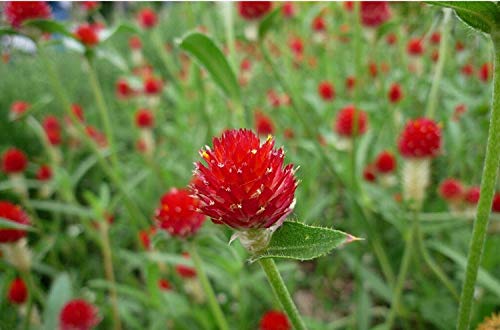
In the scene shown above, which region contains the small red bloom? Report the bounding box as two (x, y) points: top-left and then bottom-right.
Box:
(360, 1), (391, 28)
(36, 164), (52, 181)
(453, 104), (467, 121)
(407, 38), (424, 56)
(375, 150), (396, 173)
(288, 37), (304, 59)
(85, 125), (107, 148)
(2, 148), (28, 174)
(344, 1), (354, 11)
(267, 90), (281, 108)
(312, 16), (326, 32)
(10, 101), (30, 118)
(4, 1), (51, 28)
(137, 8), (157, 29)
(176, 252), (196, 278)
(334, 105), (368, 137)
(143, 76), (163, 95)
(346, 76), (356, 91)
(260, 310), (291, 330)
(464, 187), (480, 205)
(431, 50), (439, 63)
(155, 188), (206, 238)
(59, 299), (100, 330)
(492, 193), (500, 213)
(282, 2), (295, 18)
(238, 1), (272, 20)
(43, 115), (62, 145)
(430, 32), (441, 45)
(192, 129), (298, 230)
(398, 118), (441, 159)
(386, 33), (397, 45)
(240, 58), (252, 72)
(438, 178), (464, 201)
(284, 128), (295, 140)
(129, 35), (142, 50)
(0, 201), (30, 243)
(71, 104), (85, 122)
(158, 279), (172, 291)
(461, 64), (474, 77)
(135, 109), (154, 128)
(479, 63), (492, 82)
(363, 164), (377, 182)
(81, 1), (99, 11)
(318, 81), (335, 101)
(255, 112), (275, 137)
(74, 24), (99, 47)
(369, 62), (378, 77)
(116, 79), (134, 99)
(455, 41), (465, 52)
(388, 83), (403, 103)
(7, 277), (27, 305)
(138, 228), (155, 250)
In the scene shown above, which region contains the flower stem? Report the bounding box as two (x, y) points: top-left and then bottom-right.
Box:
(188, 242), (229, 330)
(456, 30), (500, 330)
(258, 258), (307, 330)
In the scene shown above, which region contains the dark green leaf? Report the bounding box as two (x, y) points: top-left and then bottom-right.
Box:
(43, 273), (73, 330)
(0, 27), (19, 37)
(258, 6), (282, 40)
(428, 2), (499, 34)
(178, 32), (240, 100)
(23, 19), (76, 39)
(251, 221), (359, 262)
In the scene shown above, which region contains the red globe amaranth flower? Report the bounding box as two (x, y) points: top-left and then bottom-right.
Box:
(59, 299), (100, 330)
(375, 150), (396, 173)
(461, 64), (474, 77)
(135, 109), (154, 128)
(74, 24), (99, 47)
(260, 310), (291, 330)
(479, 63), (492, 82)
(238, 1), (272, 21)
(137, 8), (157, 29)
(386, 33), (397, 45)
(240, 58), (252, 72)
(138, 227), (156, 250)
(438, 178), (464, 201)
(155, 188), (206, 238)
(430, 32), (441, 45)
(388, 83), (403, 103)
(455, 41), (465, 52)
(176, 252), (196, 278)
(128, 35), (142, 50)
(43, 115), (62, 145)
(71, 104), (85, 122)
(318, 81), (335, 101)
(2, 148), (28, 174)
(4, 1), (51, 28)
(464, 186), (480, 205)
(453, 104), (467, 121)
(10, 101), (30, 118)
(346, 76), (356, 91)
(288, 37), (304, 59)
(192, 129), (298, 230)
(81, 1), (99, 11)
(158, 279), (172, 291)
(267, 90), (281, 108)
(431, 50), (439, 63)
(7, 277), (27, 305)
(282, 2), (295, 18)
(36, 164), (52, 181)
(492, 193), (500, 212)
(369, 62), (378, 77)
(407, 38), (424, 56)
(398, 118), (441, 159)
(116, 79), (134, 99)
(344, 1), (354, 11)
(0, 201), (30, 243)
(143, 76), (163, 95)
(85, 125), (107, 148)
(334, 105), (368, 137)
(312, 16), (326, 32)
(255, 112), (275, 137)
(363, 164), (377, 182)
(360, 1), (391, 28)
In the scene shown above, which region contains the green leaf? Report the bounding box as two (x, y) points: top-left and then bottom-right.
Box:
(427, 2), (499, 34)
(0, 217), (36, 232)
(43, 273), (73, 330)
(99, 22), (138, 43)
(250, 221), (359, 262)
(23, 19), (76, 39)
(258, 6), (282, 40)
(177, 32), (240, 100)
(0, 27), (19, 37)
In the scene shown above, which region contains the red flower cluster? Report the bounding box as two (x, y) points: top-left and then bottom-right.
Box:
(36, 164), (52, 181)
(143, 76), (163, 95)
(59, 299), (100, 330)
(398, 118), (441, 159)
(255, 112), (275, 136)
(135, 109), (154, 128)
(192, 129), (298, 230)
(318, 81), (335, 101)
(176, 253), (197, 278)
(238, 1), (272, 20)
(363, 150), (397, 183)
(154, 188), (206, 238)
(407, 38), (424, 56)
(334, 105), (368, 137)
(115, 79), (136, 99)
(4, 1), (51, 28)
(2, 148), (28, 174)
(260, 310), (291, 330)
(438, 178), (464, 202)
(312, 16), (326, 32)
(7, 277), (28, 305)
(43, 115), (62, 145)
(137, 8), (157, 29)
(360, 1), (391, 28)
(74, 24), (99, 47)
(388, 83), (403, 103)
(0, 201), (30, 243)
(9, 101), (30, 119)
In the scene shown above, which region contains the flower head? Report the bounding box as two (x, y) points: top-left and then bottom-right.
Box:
(74, 24), (99, 47)
(318, 81), (335, 101)
(135, 109), (154, 128)
(43, 115), (62, 145)
(155, 188), (206, 238)
(282, 2), (295, 18)
(158, 279), (172, 291)
(407, 38), (424, 56)
(388, 83), (403, 103)
(430, 32), (441, 45)
(375, 150), (396, 173)
(398, 118), (441, 159)
(137, 8), (157, 29)
(479, 63), (492, 82)
(238, 1), (272, 21)
(192, 129), (297, 230)
(36, 164), (52, 181)
(360, 1), (391, 28)
(260, 310), (291, 330)
(363, 164), (377, 182)
(255, 112), (275, 137)
(493, 193), (500, 213)
(128, 35), (142, 50)
(334, 105), (368, 137)
(4, 1), (51, 28)
(59, 299), (100, 330)
(176, 253), (197, 278)
(2, 148), (28, 174)
(7, 277), (28, 305)
(10, 101), (30, 119)
(143, 76), (163, 95)
(312, 16), (326, 32)
(464, 186), (480, 205)
(438, 178), (464, 202)
(0, 201), (30, 243)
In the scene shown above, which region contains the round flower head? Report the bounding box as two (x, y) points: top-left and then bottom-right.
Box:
(260, 310), (291, 330)
(438, 178), (464, 201)
(71, 104), (85, 122)
(375, 150), (396, 173)
(464, 186), (480, 205)
(10, 101), (30, 119)
(81, 1), (99, 12)
(143, 76), (163, 95)
(282, 2), (295, 18)
(430, 32), (441, 45)
(176, 253), (197, 278)
(135, 109), (154, 128)
(493, 193), (500, 213)
(386, 33), (397, 45)
(388, 83), (403, 103)
(289, 37), (304, 59)
(4, 1), (51, 28)
(74, 24), (99, 47)
(318, 81), (335, 101)
(346, 76), (356, 90)
(407, 38), (424, 56)
(7, 277), (27, 305)
(398, 118), (441, 159)
(59, 299), (100, 330)
(192, 129), (298, 230)
(116, 79), (134, 99)
(238, 1), (272, 20)
(479, 63), (492, 82)
(43, 115), (62, 145)
(154, 188), (206, 238)
(461, 64), (474, 77)
(137, 8), (157, 29)
(2, 148), (28, 174)
(128, 35), (142, 50)
(334, 105), (368, 137)
(360, 1), (391, 28)
(312, 16), (326, 32)
(255, 112), (275, 137)
(363, 164), (377, 182)
(0, 201), (30, 243)
(158, 279), (172, 291)
(37, 164), (52, 181)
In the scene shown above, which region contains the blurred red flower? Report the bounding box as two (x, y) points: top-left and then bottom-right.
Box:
(0, 201), (30, 243)
(4, 1), (51, 28)
(59, 299), (100, 330)
(398, 118), (441, 159)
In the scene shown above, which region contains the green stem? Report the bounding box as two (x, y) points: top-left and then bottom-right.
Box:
(223, 2), (236, 69)
(188, 243), (229, 330)
(426, 9), (451, 118)
(259, 258), (307, 330)
(151, 29), (179, 90)
(457, 30), (500, 330)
